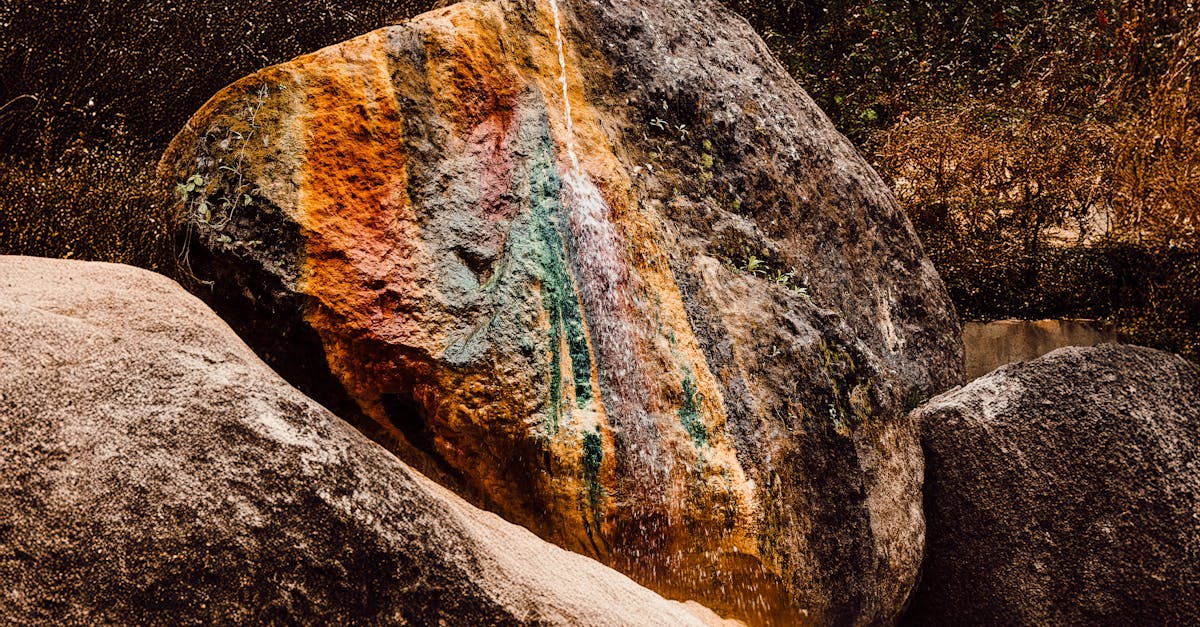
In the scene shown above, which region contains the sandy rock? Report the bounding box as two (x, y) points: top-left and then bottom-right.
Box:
(0, 255), (729, 627)
(962, 318), (1117, 380)
(906, 344), (1200, 625)
(159, 0), (964, 623)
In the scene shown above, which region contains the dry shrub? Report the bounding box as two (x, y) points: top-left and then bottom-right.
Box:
(1108, 18), (1200, 248)
(0, 148), (173, 271)
(875, 8), (1200, 358)
(882, 104), (1112, 248)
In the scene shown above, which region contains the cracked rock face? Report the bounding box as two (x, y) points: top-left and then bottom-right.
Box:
(0, 255), (727, 627)
(159, 0), (963, 623)
(907, 344), (1200, 626)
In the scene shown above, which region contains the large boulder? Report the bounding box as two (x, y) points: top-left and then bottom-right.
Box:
(0, 255), (727, 626)
(159, 0), (964, 623)
(906, 344), (1200, 625)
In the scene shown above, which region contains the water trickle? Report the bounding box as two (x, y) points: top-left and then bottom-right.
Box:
(545, 0), (668, 501)
(549, 0), (578, 169)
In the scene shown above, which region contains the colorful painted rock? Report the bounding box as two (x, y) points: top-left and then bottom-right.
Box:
(160, 0), (963, 624)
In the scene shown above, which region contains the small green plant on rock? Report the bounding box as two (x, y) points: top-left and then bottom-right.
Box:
(724, 245), (810, 296)
(176, 173), (210, 221)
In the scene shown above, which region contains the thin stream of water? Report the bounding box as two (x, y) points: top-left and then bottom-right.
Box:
(544, 4), (775, 612)
(549, 0), (578, 168)
(546, 0), (670, 504)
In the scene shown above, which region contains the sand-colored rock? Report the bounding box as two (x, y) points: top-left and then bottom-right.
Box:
(962, 318), (1117, 379)
(0, 255), (730, 626)
(160, 0), (964, 623)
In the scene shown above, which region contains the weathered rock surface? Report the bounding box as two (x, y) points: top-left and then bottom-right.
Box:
(159, 0), (964, 623)
(0, 255), (729, 626)
(906, 344), (1200, 625)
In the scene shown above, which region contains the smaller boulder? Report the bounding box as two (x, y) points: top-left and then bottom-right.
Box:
(0, 255), (725, 626)
(905, 344), (1200, 625)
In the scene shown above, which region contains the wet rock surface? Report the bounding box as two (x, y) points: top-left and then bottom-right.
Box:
(907, 344), (1200, 626)
(159, 0), (964, 623)
(0, 255), (727, 627)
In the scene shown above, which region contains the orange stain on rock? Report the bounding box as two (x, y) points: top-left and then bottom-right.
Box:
(164, 2), (797, 623)
(316, 5), (778, 620)
(291, 32), (435, 404)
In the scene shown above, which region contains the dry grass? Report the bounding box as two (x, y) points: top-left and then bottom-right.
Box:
(1107, 19), (1200, 247)
(0, 148), (173, 271)
(872, 10), (1200, 358)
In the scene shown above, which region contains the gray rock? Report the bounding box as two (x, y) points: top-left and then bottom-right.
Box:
(906, 344), (1200, 625)
(0, 255), (727, 626)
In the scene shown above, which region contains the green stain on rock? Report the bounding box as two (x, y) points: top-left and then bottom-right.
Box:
(528, 134), (593, 433)
(582, 429), (604, 490)
(581, 426), (607, 550)
(678, 370), (709, 448)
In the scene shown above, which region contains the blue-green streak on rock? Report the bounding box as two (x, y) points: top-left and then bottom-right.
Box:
(581, 427), (607, 551)
(582, 428), (604, 502)
(679, 370), (709, 448)
(528, 133), (593, 434)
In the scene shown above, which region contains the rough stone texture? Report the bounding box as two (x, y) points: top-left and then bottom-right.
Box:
(159, 0), (964, 623)
(906, 344), (1200, 626)
(0, 255), (730, 627)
